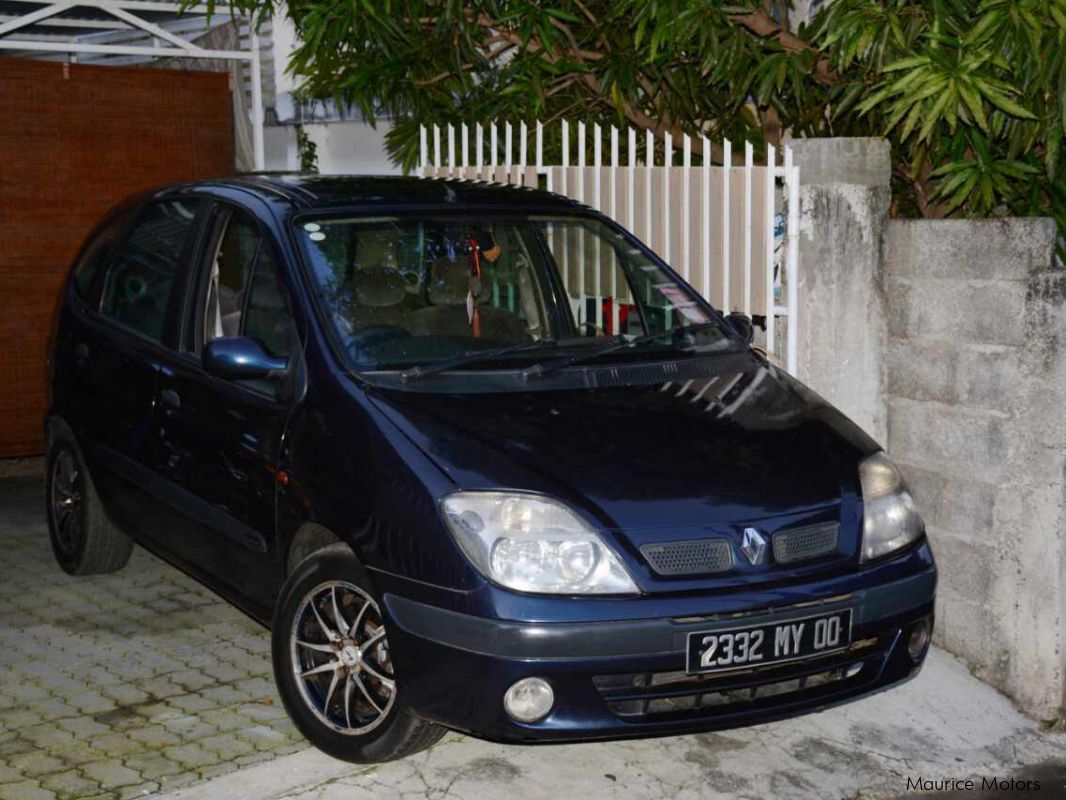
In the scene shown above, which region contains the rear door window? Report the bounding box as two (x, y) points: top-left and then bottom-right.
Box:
(101, 198), (201, 342)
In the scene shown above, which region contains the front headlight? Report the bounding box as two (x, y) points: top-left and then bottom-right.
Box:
(440, 492), (639, 594)
(859, 452), (924, 562)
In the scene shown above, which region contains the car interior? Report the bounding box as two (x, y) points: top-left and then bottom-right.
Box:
(305, 220), (553, 362)
(200, 210), (292, 359)
(204, 214), (257, 342)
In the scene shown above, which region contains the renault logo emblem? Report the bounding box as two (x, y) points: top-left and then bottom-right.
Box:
(740, 528), (768, 565)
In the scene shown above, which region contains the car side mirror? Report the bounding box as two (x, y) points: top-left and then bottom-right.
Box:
(726, 312), (755, 344)
(203, 337), (287, 381)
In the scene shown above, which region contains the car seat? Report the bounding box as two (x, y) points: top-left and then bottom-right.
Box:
(348, 269), (408, 329)
(410, 259), (528, 341)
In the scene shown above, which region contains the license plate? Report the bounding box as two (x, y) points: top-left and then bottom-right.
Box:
(686, 609), (853, 675)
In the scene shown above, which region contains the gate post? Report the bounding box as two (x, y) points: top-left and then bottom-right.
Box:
(788, 138), (892, 444)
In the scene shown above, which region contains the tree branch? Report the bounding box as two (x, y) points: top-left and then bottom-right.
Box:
(728, 9), (838, 86)
(458, 12), (749, 163)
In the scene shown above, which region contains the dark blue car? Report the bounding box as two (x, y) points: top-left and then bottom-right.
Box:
(46, 175), (935, 762)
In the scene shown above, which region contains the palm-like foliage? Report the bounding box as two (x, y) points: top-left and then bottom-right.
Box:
(210, 0), (1066, 239)
(820, 0), (1064, 232)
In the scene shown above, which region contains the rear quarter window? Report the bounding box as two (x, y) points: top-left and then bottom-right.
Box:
(71, 212), (129, 304)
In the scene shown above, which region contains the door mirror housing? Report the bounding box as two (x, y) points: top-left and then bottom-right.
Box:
(726, 312), (755, 344)
(203, 337), (287, 381)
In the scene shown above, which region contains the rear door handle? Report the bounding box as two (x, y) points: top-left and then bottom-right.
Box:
(160, 389), (181, 411)
(74, 343), (89, 366)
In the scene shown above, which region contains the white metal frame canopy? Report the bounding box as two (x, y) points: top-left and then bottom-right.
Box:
(0, 0), (264, 168)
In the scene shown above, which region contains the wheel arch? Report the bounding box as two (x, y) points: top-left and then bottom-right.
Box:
(285, 522), (360, 576)
(44, 413), (75, 448)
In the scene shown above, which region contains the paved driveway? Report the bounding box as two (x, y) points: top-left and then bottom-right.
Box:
(1, 475), (1064, 800)
(0, 477), (304, 800)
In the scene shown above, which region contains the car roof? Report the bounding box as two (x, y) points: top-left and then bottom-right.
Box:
(179, 174), (587, 214)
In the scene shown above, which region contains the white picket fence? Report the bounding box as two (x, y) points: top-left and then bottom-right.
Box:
(418, 121), (801, 373)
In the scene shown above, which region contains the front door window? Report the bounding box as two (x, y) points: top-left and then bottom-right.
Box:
(192, 208), (293, 367)
(203, 212), (259, 346)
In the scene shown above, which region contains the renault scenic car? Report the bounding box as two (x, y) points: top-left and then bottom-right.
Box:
(47, 175), (936, 763)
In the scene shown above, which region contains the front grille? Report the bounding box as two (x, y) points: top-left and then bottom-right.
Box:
(640, 539), (733, 576)
(594, 634), (887, 722)
(773, 522), (839, 564)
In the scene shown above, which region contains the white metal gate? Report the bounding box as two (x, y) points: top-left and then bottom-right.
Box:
(418, 121), (801, 373)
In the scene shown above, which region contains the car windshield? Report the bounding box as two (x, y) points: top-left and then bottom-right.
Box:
(294, 212), (735, 373)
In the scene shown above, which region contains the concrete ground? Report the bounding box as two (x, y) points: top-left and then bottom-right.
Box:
(156, 648), (1066, 800)
(1, 474), (1064, 800)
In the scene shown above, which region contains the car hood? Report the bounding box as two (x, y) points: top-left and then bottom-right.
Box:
(366, 355), (879, 535)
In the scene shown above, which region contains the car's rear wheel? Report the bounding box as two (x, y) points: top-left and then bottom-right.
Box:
(45, 424), (132, 575)
(272, 544), (445, 762)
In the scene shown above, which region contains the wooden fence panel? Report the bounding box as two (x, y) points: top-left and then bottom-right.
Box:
(0, 57), (234, 457)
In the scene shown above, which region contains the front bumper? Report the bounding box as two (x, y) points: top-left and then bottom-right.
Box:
(380, 544), (937, 743)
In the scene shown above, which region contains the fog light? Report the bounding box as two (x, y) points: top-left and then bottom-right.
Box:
(908, 617), (931, 660)
(503, 677), (554, 723)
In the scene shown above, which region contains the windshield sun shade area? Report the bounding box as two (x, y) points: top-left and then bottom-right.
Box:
(294, 213), (733, 375)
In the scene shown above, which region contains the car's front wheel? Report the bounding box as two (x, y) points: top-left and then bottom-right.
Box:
(272, 544), (446, 762)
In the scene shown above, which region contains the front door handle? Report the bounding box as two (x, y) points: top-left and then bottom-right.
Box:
(74, 342), (89, 366)
(160, 389), (181, 411)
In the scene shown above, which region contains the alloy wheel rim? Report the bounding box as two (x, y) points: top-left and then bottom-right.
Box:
(290, 581), (396, 735)
(51, 449), (82, 556)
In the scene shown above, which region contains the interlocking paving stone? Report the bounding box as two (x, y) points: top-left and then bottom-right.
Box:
(79, 762), (141, 791)
(55, 717), (109, 739)
(125, 726), (176, 750)
(119, 754), (183, 782)
(154, 745), (216, 772)
(0, 478), (306, 799)
(37, 770), (97, 798)
(197, 733), (256, 761)
(3, 755), (64, 781)
(0, 780), (56, 800)
(117, 781), (158, 800)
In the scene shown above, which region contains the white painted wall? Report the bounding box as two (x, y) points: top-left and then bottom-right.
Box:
(267, 8), (300, 123)
(264, 125), (297, 172)
(790, 0), (831, 27)
(262, 121), (399, 175)
(262, 3), (397, 176)
(303, 121), (400, 175)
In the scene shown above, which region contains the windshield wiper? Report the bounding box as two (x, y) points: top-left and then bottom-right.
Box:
(400, 339), (559, 382)
(520, 321), (725, 381)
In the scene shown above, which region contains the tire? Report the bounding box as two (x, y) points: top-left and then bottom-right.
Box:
(272, 544), (445, 763)
(45, 423), (133, 576)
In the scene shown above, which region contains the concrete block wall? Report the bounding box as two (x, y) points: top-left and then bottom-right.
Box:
(790, 138), (892, 444)
(883, 218), (1066, 720)
(791, 137), (1064, 720)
